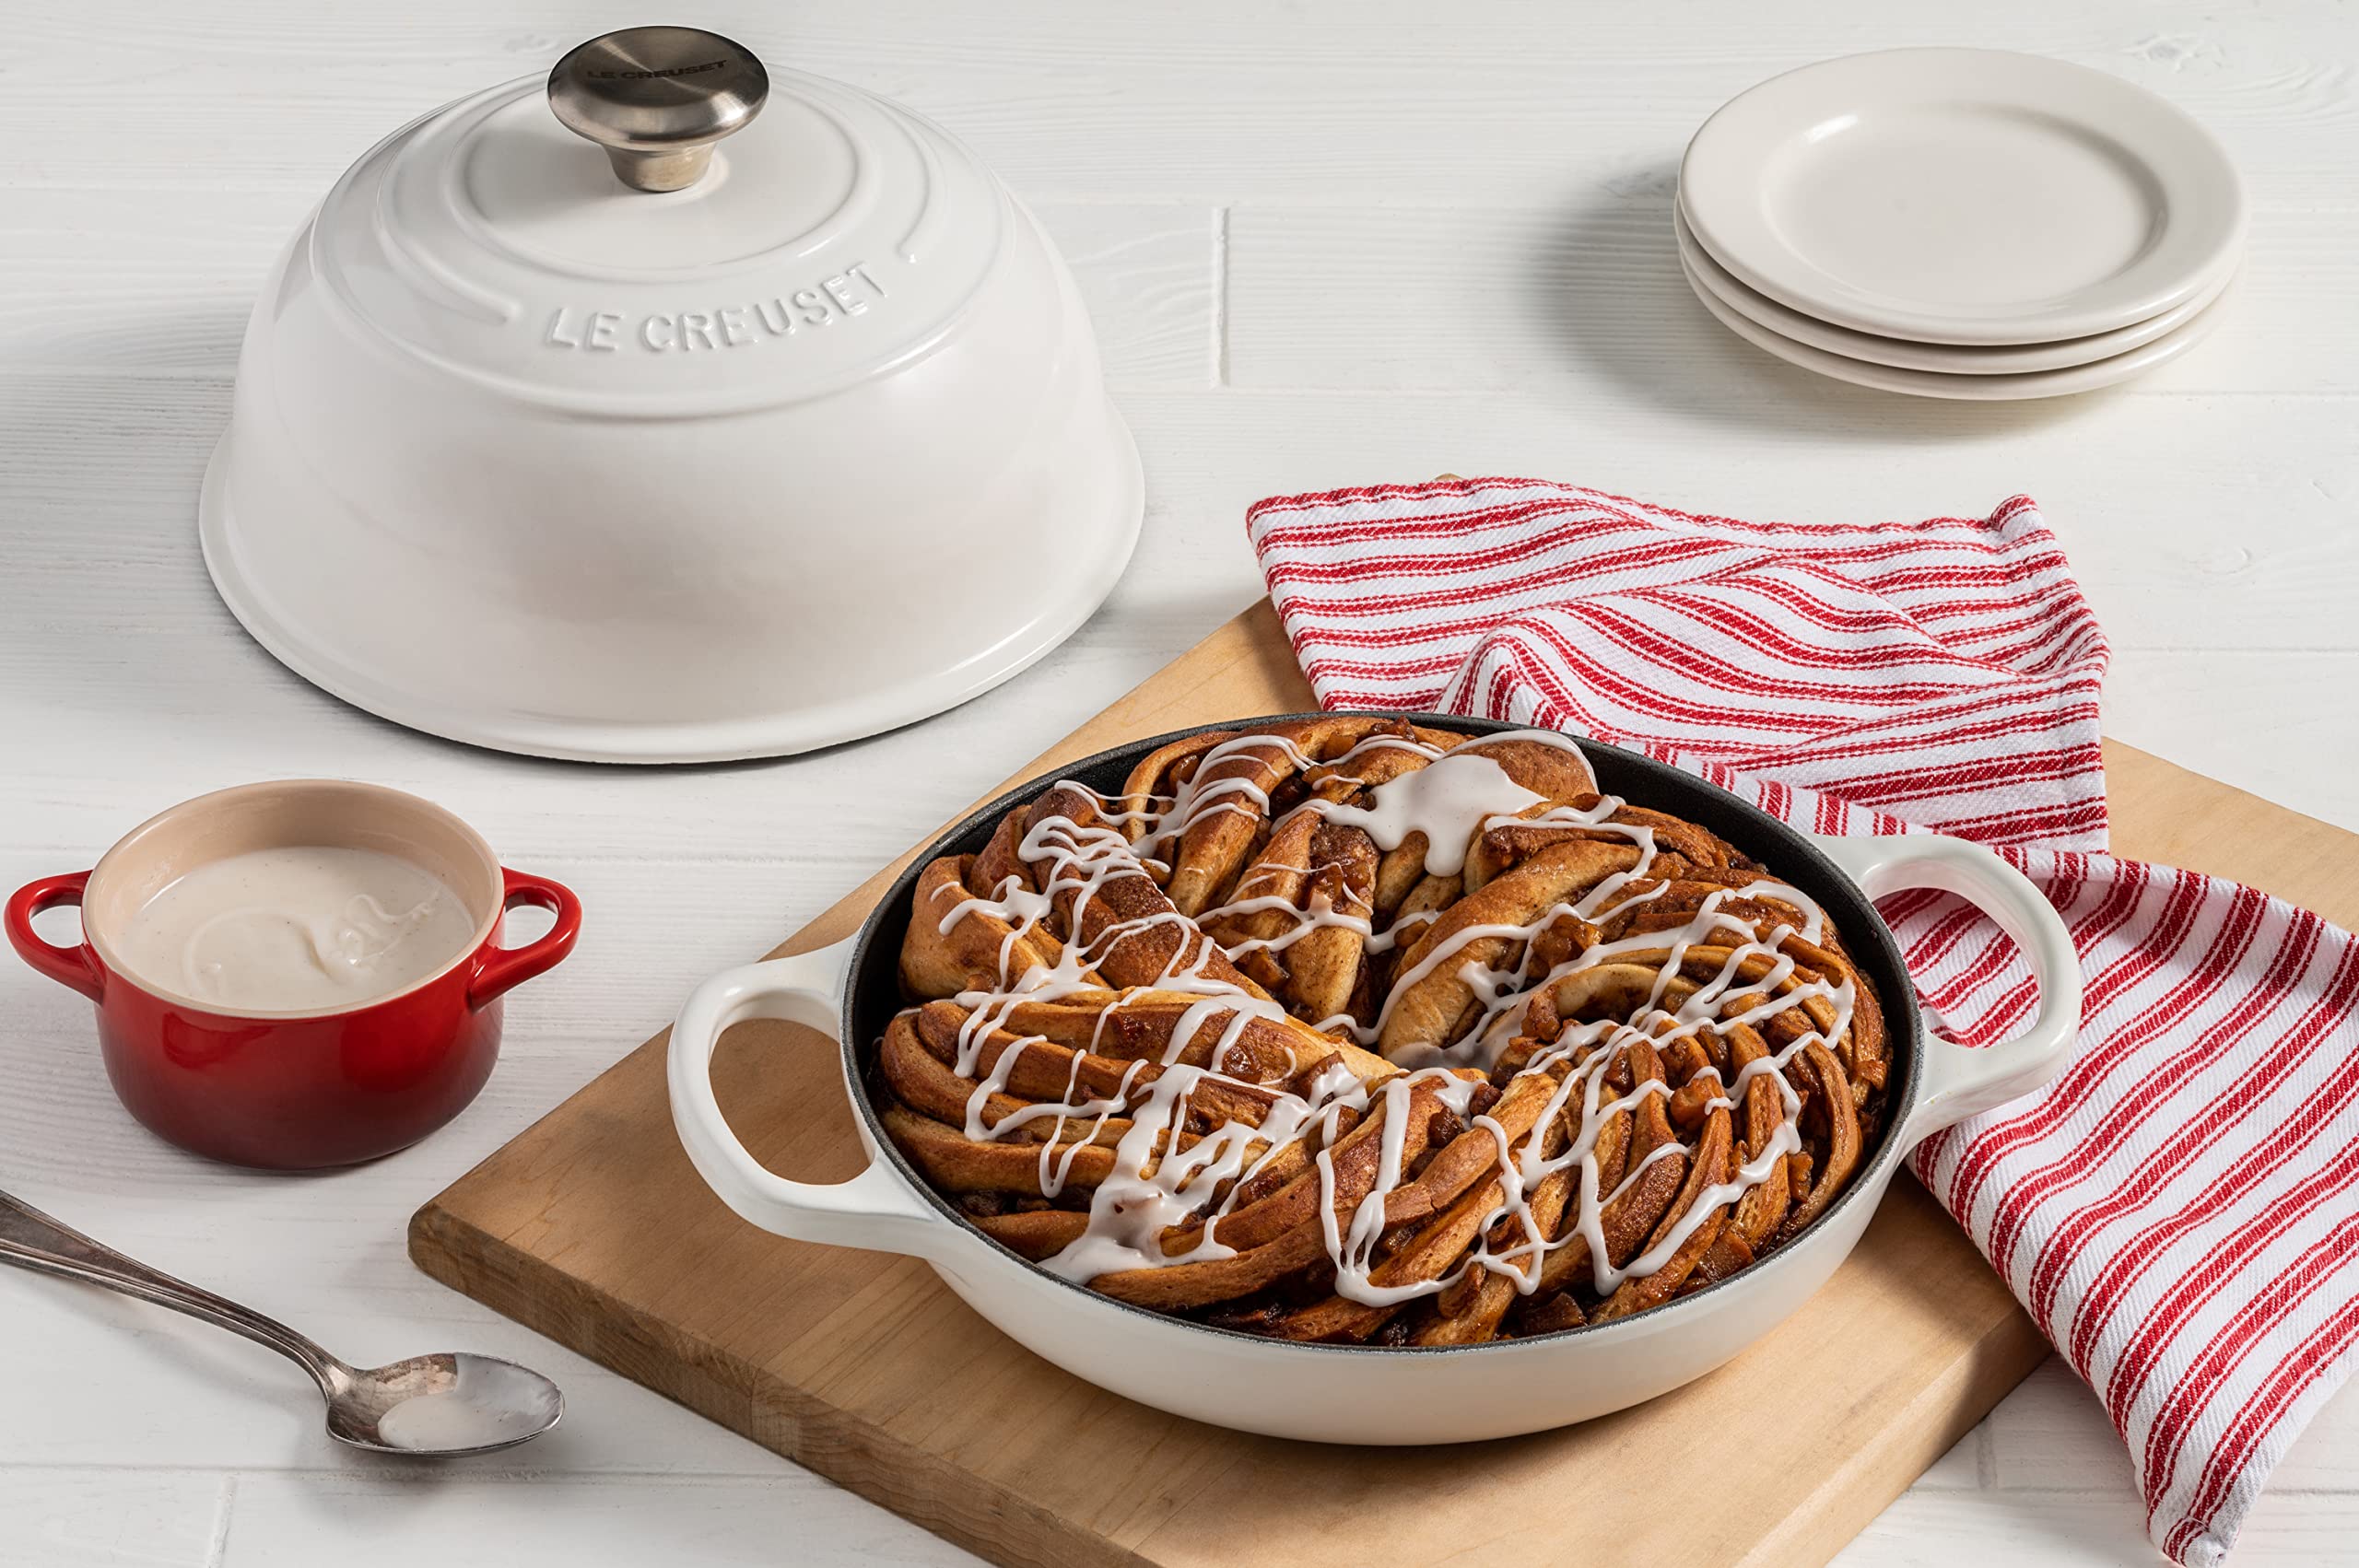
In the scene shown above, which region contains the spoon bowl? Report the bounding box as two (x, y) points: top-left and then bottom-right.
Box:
(328, 1352), (565, 1457)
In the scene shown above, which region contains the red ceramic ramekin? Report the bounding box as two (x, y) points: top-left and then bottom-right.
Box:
(6, 780), (580, 1169)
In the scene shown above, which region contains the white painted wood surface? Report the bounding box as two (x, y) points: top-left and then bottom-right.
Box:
(1, 2), (2353, 1562)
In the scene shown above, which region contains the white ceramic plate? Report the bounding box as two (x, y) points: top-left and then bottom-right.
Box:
(1680, 253), (2230, 400)
(1680, 48), (2245, 345)
(1672, 204), (2233, 375)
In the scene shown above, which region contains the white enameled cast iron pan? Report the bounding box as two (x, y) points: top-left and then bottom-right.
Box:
(669, 715), (2080, 1444)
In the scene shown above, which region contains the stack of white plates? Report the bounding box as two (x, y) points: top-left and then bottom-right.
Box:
(1676, 49), (2245, 400)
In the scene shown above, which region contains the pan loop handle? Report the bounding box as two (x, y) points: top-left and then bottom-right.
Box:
(668, 937), (949, 1261)
(1810, 833), (2081, 1141)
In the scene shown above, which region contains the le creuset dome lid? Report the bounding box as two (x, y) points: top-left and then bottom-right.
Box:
(329, 28), (1009, 415)
(200, 26), (1143, 763)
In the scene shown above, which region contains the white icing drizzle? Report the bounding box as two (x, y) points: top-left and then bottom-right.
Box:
(918, 727), (1855, 1317)
(1315, 751), (1546, 875)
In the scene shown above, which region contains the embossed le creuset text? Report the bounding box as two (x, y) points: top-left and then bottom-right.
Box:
(543, 261), (886, 353)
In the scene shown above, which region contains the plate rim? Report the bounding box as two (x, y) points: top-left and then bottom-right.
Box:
(1679, 46), (2247, 345)
(1679, 251), (2232, 400)
(1672, 203), (2233, 374)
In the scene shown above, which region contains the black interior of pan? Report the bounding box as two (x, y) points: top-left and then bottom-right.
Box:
(834, 712), (1919, 1352)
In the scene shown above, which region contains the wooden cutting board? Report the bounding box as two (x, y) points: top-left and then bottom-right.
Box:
(410, 598), (2359, 1568)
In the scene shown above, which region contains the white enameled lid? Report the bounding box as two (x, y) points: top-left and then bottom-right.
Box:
(201, 27), (1144, 764)
(320, 32), (1005, 415)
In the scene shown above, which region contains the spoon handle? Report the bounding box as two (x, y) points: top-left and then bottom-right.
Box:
(0, 1188), (353, 1395)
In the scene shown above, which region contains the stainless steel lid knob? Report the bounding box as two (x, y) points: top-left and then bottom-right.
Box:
(548, 27), (769, 193)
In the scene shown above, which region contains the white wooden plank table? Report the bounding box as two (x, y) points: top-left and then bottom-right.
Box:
(2, 3), (2354, 1563)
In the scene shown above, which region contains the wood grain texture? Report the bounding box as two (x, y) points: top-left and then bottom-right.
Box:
(410, 601), (2053, 1568)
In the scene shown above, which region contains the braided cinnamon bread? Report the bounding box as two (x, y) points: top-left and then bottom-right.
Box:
(883, 717), (1890, 1344)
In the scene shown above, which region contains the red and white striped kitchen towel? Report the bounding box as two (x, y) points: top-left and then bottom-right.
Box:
(1247, 477), (2359, 1566)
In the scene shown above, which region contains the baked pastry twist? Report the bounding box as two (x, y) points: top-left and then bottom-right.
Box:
(884, 717), (1890, 1343)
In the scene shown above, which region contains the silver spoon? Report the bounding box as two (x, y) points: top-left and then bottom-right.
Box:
(0, 1188), (562, 1456)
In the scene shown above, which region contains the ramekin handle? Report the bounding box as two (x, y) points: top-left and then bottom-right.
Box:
(468, 868), (583, 1009)
(1809, 833), (2082, 1141)
(6, 872), (103, 1002)
(667, 938), (947, 1261)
